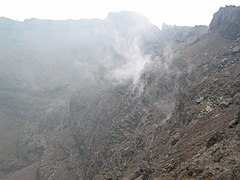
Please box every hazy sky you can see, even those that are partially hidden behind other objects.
[0,0,239,27]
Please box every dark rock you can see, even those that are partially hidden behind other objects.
[196,97,204,104]
[206,131,224,148]
[171,131,181,146]
[187,170,194,176]
[129,163,153,180]
[232,46,240,53]
[229,111,240,128]
[233,93,240,105]
[213,151,224,162]
[164,163,174,173]
[135,175,144,180]
[219,97,232,108]
[136,135,144,148]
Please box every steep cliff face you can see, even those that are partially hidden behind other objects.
[37,12,173,180]
[209,5,240,39]
[0,11,161,179]
[1,6,240,180]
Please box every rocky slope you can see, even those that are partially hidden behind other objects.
[0,11,160,179]
[0,5,240,180]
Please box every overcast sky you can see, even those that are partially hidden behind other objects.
[0,0,239,28]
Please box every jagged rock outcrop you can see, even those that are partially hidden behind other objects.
[209,5,240,39]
